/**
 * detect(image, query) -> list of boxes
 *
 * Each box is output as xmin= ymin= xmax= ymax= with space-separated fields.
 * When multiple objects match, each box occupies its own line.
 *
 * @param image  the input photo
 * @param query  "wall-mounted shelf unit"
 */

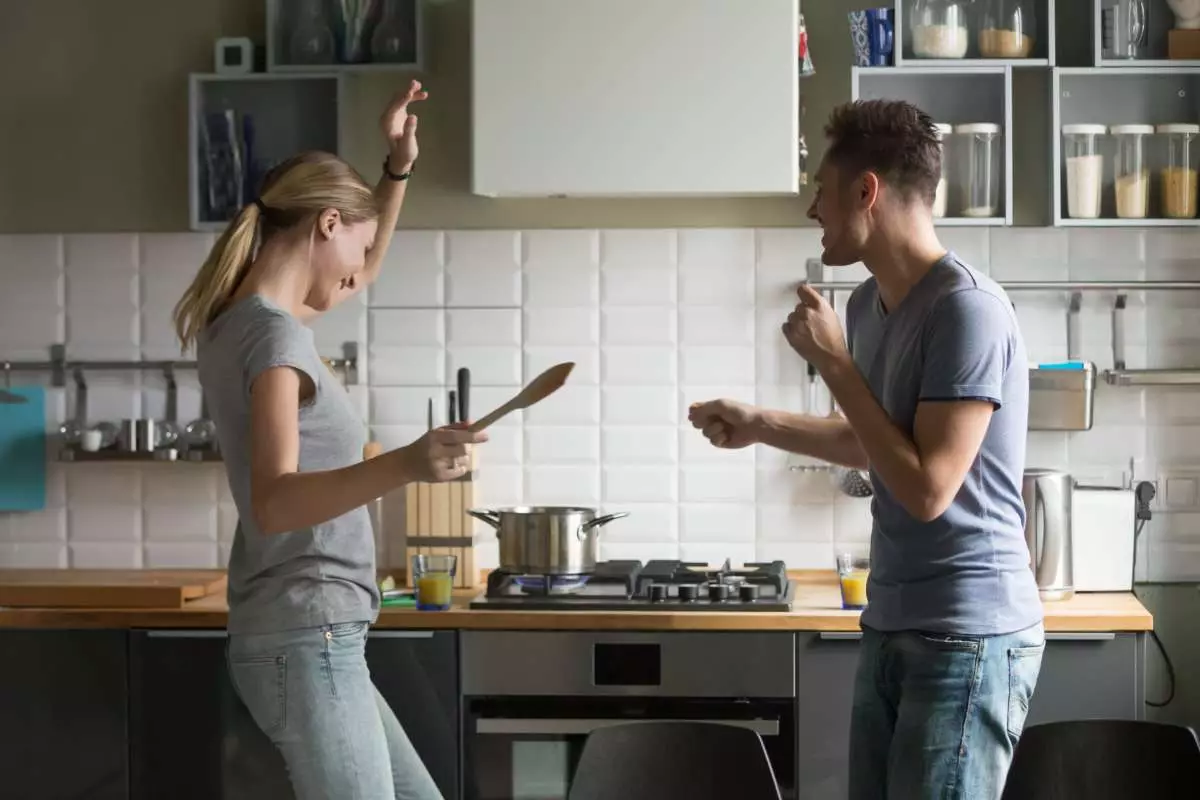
xmin=265 ymin=0 xmax=423 ymax=73
xmin=1092 ymin=0 xmax=1200 ymax=67
xmin=188 ymin=73 xmax=345 ymax=232
xmin=1051 ymin=67 xmax=1200 ymax=226
xmin=894 ymin=0 xmax=1056 ymax=67
xmin=852 ymin=66 xmax=1014 ymax=225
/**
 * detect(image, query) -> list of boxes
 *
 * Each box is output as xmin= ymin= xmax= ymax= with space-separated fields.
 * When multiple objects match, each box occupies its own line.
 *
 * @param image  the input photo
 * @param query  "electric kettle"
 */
xmin=1022 ymin=469 xmax=1075 ymax=601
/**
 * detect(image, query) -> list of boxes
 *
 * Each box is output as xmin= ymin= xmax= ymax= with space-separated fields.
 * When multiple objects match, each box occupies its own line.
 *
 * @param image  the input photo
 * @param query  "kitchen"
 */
xmin=0 ymin=0 xmax=1197 ymax=798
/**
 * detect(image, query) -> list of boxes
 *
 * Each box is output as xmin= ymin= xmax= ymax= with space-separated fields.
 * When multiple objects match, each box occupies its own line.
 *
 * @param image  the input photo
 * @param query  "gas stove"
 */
xmin=468 ymin=559 xmax=795 ymax=611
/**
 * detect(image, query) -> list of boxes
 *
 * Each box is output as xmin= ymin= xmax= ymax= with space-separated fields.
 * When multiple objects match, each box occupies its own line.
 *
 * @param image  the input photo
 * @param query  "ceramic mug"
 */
xmin=849 ymin=8 xmax=894 ymax=67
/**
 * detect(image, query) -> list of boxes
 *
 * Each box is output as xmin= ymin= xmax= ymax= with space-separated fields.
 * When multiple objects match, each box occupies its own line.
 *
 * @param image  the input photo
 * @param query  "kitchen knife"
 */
xmin=448 ymin=390 xmax=458 ymax=425
xmin=457 ymin=367 xmax=470 ymax=423
xmin=426 ymin=397 xmax=434 ymax=431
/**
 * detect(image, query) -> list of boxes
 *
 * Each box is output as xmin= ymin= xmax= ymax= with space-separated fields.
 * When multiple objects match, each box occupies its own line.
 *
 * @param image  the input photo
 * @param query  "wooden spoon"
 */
xmin=468 ymin=362 xmax=575 ymax=433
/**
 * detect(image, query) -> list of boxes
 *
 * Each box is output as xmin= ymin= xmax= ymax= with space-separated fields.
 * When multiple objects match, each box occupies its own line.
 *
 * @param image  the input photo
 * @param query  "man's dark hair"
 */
xmin=823 ymin=99 xmax=942 ymax=206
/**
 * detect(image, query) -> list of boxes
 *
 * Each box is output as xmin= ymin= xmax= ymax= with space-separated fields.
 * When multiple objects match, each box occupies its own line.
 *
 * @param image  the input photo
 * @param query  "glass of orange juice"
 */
xmin=412 ymin=554 xmax=457 ymax=611
xmin=836 ymin=544 xmax=870 ymax=611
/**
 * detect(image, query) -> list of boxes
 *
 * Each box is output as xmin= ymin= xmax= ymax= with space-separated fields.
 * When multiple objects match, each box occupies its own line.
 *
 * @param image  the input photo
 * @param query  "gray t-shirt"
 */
xmin=846 ymin=253 xmax=1041 ymax=636
xmin=198 ymin=294 xmax=379 ymax=635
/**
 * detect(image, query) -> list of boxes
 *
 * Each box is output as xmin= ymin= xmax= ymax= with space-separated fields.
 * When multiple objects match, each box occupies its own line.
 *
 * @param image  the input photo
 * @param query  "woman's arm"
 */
xmin=361 ymin=80 xmax=428 ymax=286
xmin=248 ymin=366 xmax=483 ymax=535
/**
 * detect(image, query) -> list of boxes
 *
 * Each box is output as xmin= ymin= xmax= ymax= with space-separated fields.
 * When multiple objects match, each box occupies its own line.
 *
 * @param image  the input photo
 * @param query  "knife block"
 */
xmin=403 ymin=445 xmax=483 ymax=588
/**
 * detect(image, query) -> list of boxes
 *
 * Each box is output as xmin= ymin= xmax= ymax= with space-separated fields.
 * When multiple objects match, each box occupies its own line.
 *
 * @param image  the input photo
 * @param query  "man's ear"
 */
xmin=859 ymin=171 xmax=882 ymax=211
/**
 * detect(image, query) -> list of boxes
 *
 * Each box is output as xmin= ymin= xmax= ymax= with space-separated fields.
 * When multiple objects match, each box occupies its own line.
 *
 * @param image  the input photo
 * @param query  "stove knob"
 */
xmin=649 ymin=584 xmax=667 ymax=602
xmin=739 ymin=584 xmax=760 ymax=602
xmin=678 ymin=584 xmax=698 ymax=602
xmin=708 ymin=583 xmax=732 ymax=602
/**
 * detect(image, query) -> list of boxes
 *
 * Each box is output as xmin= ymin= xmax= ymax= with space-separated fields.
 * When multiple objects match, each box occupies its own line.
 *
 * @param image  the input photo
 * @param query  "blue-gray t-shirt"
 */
xmin=846 ymin=253 xmax=1042 ymax=636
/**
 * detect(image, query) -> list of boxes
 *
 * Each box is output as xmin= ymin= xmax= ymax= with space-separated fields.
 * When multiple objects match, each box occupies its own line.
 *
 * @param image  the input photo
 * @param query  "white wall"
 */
xmin=0 ymin=226 xmax=1198 ymax=579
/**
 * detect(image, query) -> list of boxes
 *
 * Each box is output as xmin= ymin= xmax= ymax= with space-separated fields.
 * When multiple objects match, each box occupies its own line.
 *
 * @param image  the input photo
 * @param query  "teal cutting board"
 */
xmin=0 ymin=387 xmax=47 ymax=511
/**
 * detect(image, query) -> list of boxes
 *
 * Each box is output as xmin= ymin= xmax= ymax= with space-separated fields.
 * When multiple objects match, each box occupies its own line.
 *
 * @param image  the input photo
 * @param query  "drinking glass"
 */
xmin=412 ymin=554 xmax=457 ymax=611
xmin=835 ymin=544 xmax=871 ymax=611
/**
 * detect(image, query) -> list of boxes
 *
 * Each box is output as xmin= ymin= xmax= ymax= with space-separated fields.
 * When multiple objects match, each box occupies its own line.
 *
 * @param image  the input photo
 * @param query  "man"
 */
xmin=689 ymin=99 xmax=1043 ymax=799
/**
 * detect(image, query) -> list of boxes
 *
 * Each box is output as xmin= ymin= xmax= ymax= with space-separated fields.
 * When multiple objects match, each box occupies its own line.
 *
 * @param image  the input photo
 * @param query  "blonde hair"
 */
xmin=173 ymin=151 xmax=379 ymax=350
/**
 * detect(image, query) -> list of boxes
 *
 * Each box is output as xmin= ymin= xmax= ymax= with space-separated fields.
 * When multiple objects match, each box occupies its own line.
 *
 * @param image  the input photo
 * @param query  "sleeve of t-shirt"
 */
xmin=240 ymin=313 xmax=323 ymax=401
xmin=919 ymin=289 xmax=1014 ymax=408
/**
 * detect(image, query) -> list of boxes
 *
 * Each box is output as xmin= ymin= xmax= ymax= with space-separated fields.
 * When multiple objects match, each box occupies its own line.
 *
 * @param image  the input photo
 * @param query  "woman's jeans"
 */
xmin=849 ymin=622 xmax=1046 ymax=800
xmin=228 ymin=621 xmax=443 ymax=800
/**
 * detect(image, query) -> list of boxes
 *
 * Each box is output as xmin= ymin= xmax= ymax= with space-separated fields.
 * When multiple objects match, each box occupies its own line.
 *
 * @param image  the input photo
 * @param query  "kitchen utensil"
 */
xmin=466 ymin=506 xmax=629 ymax=575
xmin=457 ymin=367 xmax=471 ymax=422
xmin=1022 ymin=469 xmax=1075 ymax=601
xmin=827 ymin=394 xmax=875 ymax=498
xmin=448 ymin=390 xmax=458 ymax=425
xmin=0 ymin=387 xmax=46 ymax=511
xmin=184 ymin=394 xmax=218 ymax=450
xmin=1072 ymin=485 xmax=1135 ymax=591
xmin=1028 ymin=361 xmax=1096 ymax=430
xmin=468 ymin=362 xmax=573 ymax=433
xmin=426 ymin=397 xmax=434 ymax=431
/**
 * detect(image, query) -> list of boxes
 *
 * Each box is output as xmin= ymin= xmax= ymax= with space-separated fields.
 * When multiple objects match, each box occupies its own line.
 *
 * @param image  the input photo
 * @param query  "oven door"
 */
xmin=463 ymin=696 xmax=796 ymax=800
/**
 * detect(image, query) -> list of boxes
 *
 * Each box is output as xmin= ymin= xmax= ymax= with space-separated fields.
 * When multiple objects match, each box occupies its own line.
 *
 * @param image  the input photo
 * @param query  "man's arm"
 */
xmin=755 ymin=409 xmax=870 ymax=469
xmin=820 ymin=289 xmax=1011 ymax=521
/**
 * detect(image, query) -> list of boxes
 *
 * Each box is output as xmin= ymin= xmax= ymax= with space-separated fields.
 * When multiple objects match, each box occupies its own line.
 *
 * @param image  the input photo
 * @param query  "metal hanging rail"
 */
xmin=804 ymin=280 xmax=1200 ymax=292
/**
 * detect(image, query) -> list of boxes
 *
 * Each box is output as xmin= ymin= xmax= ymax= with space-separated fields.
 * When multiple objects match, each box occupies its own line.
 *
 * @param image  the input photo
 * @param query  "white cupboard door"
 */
xmin=472 ymin=0 xmax=799 ymax=197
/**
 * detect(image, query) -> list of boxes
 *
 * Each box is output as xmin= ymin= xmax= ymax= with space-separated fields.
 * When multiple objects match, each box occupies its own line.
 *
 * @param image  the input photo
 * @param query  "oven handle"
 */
xmin=475 ymin=717 xmax=780 ymax=736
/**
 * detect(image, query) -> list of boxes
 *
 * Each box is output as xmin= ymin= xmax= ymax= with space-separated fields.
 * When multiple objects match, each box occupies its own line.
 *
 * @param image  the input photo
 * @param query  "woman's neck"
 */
xmin=231 ymin=235 xmax=313 ymax=319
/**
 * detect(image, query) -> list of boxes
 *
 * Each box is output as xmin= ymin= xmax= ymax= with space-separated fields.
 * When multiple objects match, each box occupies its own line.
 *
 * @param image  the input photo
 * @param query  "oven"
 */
xmin=460 ymin=631 xmax=797 ymax=800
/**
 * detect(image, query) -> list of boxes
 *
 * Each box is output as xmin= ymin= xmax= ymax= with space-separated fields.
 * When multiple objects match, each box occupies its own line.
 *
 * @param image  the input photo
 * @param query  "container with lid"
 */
xmin=1062 ymin=124 xmax=1105 ymax=219
xmin=1158 ymin=124 xmax=1198 ymax=220
xmin=908 ymin=0 xmax=971 ymax=59
xmin=954 ymin=123 xmax=1002 ymax=218
xmin=933 ymin=122 xmax=952 ymax=218
xmin=1110 ymin=124 xmax=1153 ymax=220
xmin=979 ymin=0 xmax=1037 ymax=58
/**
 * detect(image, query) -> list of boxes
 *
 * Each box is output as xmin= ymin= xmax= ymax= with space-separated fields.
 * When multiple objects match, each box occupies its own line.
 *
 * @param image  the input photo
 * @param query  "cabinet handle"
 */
xmin=477 ymin=717 xmax=780 ymax=736
xmin=1045 ymin=632 xmax=1117 ymax=641
xmin=818 ymin=632 xmax=864 ymax=641
xmin=145 ymin=630 xmax=228 ymax=639
xmin=369 ymin=630 xmax=436 ymax=639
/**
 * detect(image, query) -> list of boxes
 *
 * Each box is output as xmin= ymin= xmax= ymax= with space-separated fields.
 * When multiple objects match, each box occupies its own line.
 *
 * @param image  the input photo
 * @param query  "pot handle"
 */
xmin=466 ymin=509 xmax=501 ymax=530
xmin=580 ymin=512 xmax=629 ymax=534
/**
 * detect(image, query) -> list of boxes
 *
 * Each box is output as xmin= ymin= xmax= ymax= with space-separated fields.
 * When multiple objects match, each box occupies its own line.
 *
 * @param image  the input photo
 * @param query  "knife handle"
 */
xmin=448 ymin=390 xmax=458 ymax=425
xmin=457 ymin=367 xmax=470 ymax=422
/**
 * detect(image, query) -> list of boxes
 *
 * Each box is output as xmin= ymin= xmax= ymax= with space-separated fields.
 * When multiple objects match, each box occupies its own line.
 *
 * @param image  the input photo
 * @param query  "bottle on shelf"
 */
xmin=955 ymin=123 xmax=1003 ymax=219
xmin=287 ymin=0 xmax=336 ymax=65
xmin=1111 ymin=124 xmax=1153 ymax=220
xmin=1159 ymin=124 xmax=1199 ymax=220
xmin=370 ymin=0 xmax=417 ymax=63
xmin=1062 ymin=124 xmax=1106 ymax=220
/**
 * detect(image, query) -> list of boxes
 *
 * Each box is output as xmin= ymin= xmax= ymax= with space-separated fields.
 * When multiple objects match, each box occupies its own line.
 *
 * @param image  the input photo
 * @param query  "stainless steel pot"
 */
xmin=466 ymin=506 xmax=629 ymax=575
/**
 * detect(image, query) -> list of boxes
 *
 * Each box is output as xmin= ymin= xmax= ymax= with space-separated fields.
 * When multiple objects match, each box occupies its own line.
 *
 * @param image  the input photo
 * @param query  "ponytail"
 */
xmin=172 ymin=203 xmax=262 ymax=350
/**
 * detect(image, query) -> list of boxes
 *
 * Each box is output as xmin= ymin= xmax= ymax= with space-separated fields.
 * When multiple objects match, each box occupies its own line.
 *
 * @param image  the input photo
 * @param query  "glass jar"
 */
xmin=1158 ymin=124 xmax=1199 ymax=220
xmin=979 ymin=0 xmax=1037 ymax=58
xmin=933 ymin=122 xmax=952 ymax=217
xmin=1062 ymin=124 xmax=1106 ymax=219
xmin=287 ymin=0 xmax=336 ymax=65
xmin=371 ymin=0 xmax=417 ymax=63
xmin=955 ymin=123 xmax=1002 ymax=218
xmin=909 ymin=0 xmax=971 ymax=59
xmin=1110 ymin=124 xmax=1153 ymax=219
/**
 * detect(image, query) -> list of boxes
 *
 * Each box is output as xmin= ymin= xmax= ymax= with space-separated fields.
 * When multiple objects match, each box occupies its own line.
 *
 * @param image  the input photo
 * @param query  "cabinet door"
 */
xmin=795 ymin=632 xmax=862 ymax=800
xmin=367 ymin=630 xmax=460 ymax=800
xmin=1027 ymin=633 xmax=1145 ymax=725
xmin=129 ymin=630 xmax=293 ymax=800
xmin=0 ymin=630 xmax=129 ymax=800
xmin=472 ymin=0 xmax=799 ymax=197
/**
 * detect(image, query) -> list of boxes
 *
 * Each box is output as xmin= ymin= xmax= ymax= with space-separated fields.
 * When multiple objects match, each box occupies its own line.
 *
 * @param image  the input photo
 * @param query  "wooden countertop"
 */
xmin=0 ymin=572 xmax=1154 ymax=632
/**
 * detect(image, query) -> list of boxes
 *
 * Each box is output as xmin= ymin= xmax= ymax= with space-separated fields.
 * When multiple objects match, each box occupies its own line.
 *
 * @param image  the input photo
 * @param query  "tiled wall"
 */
xmin=1 ymin=227 xmax=1198 ymax=579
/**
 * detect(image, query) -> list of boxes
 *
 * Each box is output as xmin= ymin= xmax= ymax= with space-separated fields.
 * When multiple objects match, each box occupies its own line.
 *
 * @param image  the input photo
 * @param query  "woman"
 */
xmin=172 ymin=80 xmax=480 ymax=800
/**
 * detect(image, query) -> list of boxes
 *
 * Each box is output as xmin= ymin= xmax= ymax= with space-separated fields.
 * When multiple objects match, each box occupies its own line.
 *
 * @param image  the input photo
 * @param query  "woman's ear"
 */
xmin=317 ymin=208 xmax=340 ymax=240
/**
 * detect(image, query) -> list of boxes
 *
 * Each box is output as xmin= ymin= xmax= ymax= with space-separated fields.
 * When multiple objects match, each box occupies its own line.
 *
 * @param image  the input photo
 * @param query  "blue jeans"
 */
xmin=228 ymin=621 xmax=443 ymax=800
xmin=849 ymin=622 xmax=1045 ymax=800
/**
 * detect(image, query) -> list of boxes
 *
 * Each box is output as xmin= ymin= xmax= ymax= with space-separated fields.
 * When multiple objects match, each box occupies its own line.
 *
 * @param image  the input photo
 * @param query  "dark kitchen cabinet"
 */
xmin=0 ymin=629 xmax=130 ymax=800
xmin=795 ymin=632 xmax=862 ymax=800
xmin=794 ymin=631 xmax=1146 ymax=797
xmin=366 ymin=630 xmax=461 ymax=800
xmin=129 ymin=630 xmax=293 ymax=800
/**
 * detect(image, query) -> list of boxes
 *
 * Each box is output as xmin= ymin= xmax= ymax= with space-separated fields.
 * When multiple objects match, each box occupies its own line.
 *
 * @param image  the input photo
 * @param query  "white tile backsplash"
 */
xmin=1 ymin=226 xmax=1198 ymax=578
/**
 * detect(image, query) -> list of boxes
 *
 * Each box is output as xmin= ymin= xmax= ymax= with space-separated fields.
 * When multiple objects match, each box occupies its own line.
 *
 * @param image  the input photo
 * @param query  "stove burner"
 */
xmin=513 ymin=575 xmax=591 ymax=595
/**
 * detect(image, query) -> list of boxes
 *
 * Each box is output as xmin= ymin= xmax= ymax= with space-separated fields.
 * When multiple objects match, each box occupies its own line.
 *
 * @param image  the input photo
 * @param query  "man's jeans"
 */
xmin=849 ymin=622 xmax=1045 ymax=800
xmin=228 ymin=621 xmax=443 ymax=800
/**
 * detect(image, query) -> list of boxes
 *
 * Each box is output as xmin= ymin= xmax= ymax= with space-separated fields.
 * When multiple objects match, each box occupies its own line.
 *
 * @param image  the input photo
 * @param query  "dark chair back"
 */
xmin=568 ymin=721 xmax=782 ymax=800
xmin=1002 ymin=720 xmax=1200 ymax=800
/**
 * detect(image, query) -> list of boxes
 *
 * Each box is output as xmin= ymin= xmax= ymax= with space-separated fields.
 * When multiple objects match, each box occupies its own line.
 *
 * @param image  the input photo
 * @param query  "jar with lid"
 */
xmin=933 ymin=123 xmax=952 ymax=217
xmin=955 ymin=123 xmax=1002 ymax=218
xmin=1158 ymin=124 xmax=1198 ymax=220
xmin=1062 ymin=125 xmax=1105 ymax=219
xmin=978 ymin=0 xmax=1037 ymax=58
xmin=1110 ymin=124 xmax=1153 ymax=219
xmin=908 ymin=0 xmax=971 ymax=59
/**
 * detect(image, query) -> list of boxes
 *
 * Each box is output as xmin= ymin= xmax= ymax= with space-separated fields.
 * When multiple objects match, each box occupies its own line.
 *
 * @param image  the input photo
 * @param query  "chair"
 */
xmin=567 ymin=720 xmax=782 ymax=800
xmin=1002 ymin=720 xmax=1200 ymax=799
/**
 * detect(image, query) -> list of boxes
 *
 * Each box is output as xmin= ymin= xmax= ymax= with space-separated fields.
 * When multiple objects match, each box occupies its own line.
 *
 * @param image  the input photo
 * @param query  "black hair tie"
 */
xmin=252 ymin=198 xmax=268 ymax=214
